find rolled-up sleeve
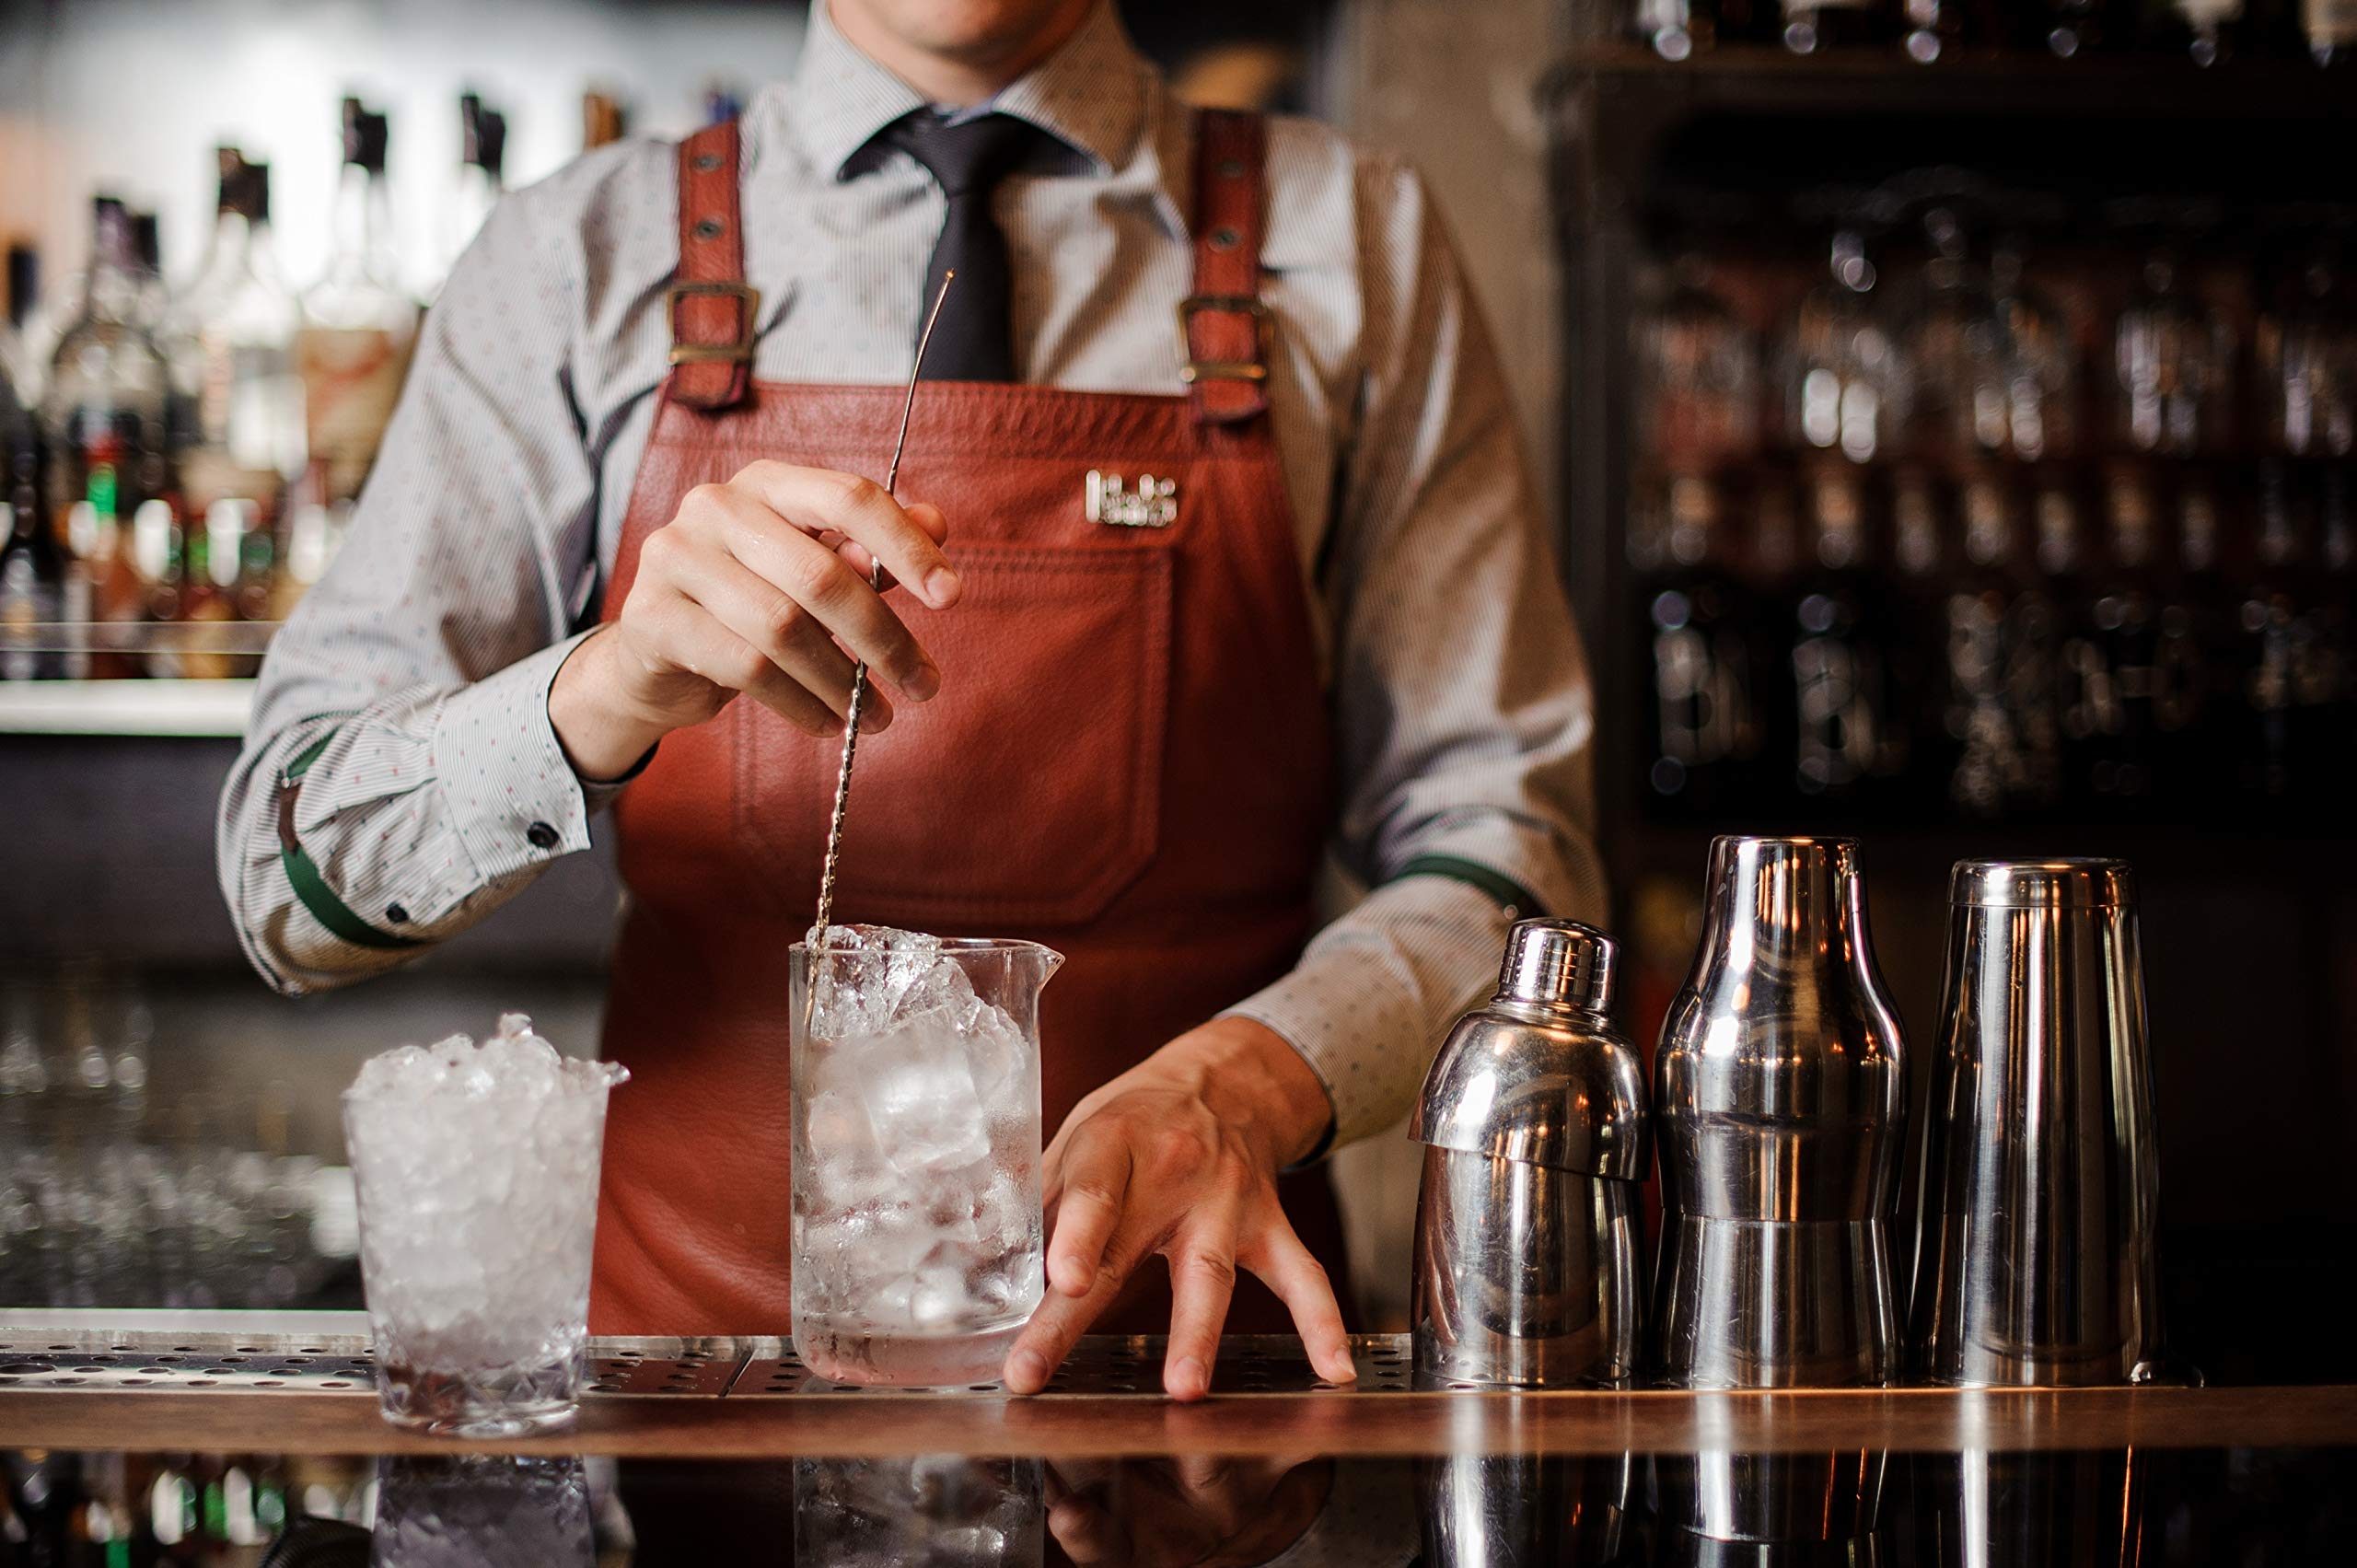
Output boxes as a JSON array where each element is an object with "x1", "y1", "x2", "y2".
[
  {"x1": 1223, "y1": 155, "x2": 1606, "y2": 1150},
  {"x1": 215, "y1": 186, "x2": 617, "y2": 996}
]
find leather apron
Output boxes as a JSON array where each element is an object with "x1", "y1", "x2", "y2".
[{"x1": 588, "y1": 110, "x2": 1346, "y2": 1336}]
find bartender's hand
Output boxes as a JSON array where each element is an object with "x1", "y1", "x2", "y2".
[
  {"x1": 549, "y1": 460, "x2": 959, "y2": 780},
  {"x1": 1004, "y1": 1018, "x2": 1355, "y2": 1402}
]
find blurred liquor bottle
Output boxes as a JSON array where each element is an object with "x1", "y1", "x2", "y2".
[
  {"x1": 2114, "y1": 238, "x2": 2236, "y2": 458},
  {"x1": 1783, "y1": 231, "x2": 1910, "y2": 465},
  {"x1": 298, "y1": 98, "x2": 419, "y2": 506},
  {"x1": 2258, "y1": 242, "x2": 2357, "y2": 460},
  {"x1": 2071, "y1": 469, "x2": 2165, "y2": 805},
  {"x1": 583, "y1": 89, "x2": 630, "y2": 151},
  {"x1": 172, "y1": 150, "x2": 306, "y2": 547},
  {"x1": 37, "y1": 197, "x2": 176, "y2": 681},
  {"x1": 2238, "y1": 462, "x2": 2309, "y2": 799},
  {"x1": 1889, "y1": 465, "x2": 1957, "y2": 806},
  {"x1": 1640, "y1": 473, "x2": 1772, "y2": 812},
  {"x1": 441, "y1": 92, "x2": 510, "y2": 285},
  {"x1": 1791, "y1": 464, "x2": 1906, "y2": 801},
  {"x1": 1946, "y1": 470, "x2": 2061, "y2": 815}
]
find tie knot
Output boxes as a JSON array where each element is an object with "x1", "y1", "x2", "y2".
[{"x1": 886, "y1": 110, "x2": 1046, "y2": 199}]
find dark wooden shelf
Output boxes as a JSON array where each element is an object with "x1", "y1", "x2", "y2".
[{"x1": 1548, "y1": 41, "x2": 2357, "y2": 117}]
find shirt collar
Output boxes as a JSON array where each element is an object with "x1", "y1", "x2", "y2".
[{"x1": 775, "y1": 0, "x2": 1152, "y2": 181}]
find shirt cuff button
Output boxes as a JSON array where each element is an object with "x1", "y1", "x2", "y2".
[
  {"x1": 386, "y1": 903, "x2": 410, "y2": 924},
  {"x1": 527, "y1": 821, "x2": 561, "y2": 851}
]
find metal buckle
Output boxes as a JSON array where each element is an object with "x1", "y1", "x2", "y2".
[
  {"x1": 666, "y1": 280, "x2": 761, "y2": 366},
  {"x1": 1175, "y1": 295, "x2": 1270, "y2": 385}
]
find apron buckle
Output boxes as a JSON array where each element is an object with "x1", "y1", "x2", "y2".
[{"x1": 667, "y1": 280, "x2": 762, "y2": 366}]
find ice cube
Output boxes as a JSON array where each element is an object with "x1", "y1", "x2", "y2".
[
  {"x1": 908, "y1": 1263, "x2": 970, "y2": 1330},
  {"x1": 853, "y1": 1029, "x2": 991, "y2": 1177},
  {"x1": 963, "y1": 1009, "x2": 1032, "y2": 1103}
]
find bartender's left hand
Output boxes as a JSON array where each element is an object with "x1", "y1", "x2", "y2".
[{"x1": 1003, "y1": 1018, "x2": 1355, "y2": 1402}]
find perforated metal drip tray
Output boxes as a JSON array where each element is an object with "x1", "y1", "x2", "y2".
[{"x1": 0, "y1": 1330, "x2": 1416, "y2": 1398}]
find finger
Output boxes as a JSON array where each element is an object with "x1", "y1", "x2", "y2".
[
  {"x1": 1242, "y1": 1216, "x2": 1356, "y2": 1387},
  {"x1": 732, "y1": 461, "x2": 961, "y2": 610},
  {"x1": 661, "y1": 545, "x2": 880, "y2": 726},
  {"x1": 1045, "y1": 1493, "x2": 1120, "y2": 1566},
  {"x1": 1045, "y1": 1138, "x2": 1132, "y2": 1298},
  {"x1": 1005, "y1": 1223, "x2": 1153, "y2": 1395},
  {"x1": 698, "y1": 484, "x2": 942, "y2": 703},
  {"x1": 1163, "y1": 1186, "x2": 1244, "y2": 1402},
  {"x1": 726, "y1": 511, "x2": 941, "y2": 703},
  {"x1": 834, "y1": 499, "x2": 950, "y2": 587},
  {"x1": 636, "y1": 590, "x2": 841, "y2": 737}
]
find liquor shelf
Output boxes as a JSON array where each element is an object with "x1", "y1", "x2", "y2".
[{"x1": 0, "y1": 678, "x2": 254, "y2": 737}]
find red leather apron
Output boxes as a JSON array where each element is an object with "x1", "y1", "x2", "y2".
[{"x1": 586, "y1": 110, "x2": 1349, "y2": 1335}]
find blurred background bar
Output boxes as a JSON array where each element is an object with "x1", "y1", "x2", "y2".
[{"x1": 1, "y1": 0, "x2": 2351, "y2": 1381}]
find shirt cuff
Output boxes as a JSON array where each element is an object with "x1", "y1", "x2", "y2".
[
  {"x1": 1222, "y1": 877, "x2": 1518, "y2": 1155},
  {"x1": 435, "y1": 631, "x2": 622, "y2": 883}
]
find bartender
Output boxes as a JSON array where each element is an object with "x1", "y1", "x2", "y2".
[{"x1": 217, "y1": 0, "x2": 1601, "y2": 1400}]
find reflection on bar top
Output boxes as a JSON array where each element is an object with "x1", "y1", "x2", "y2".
[{"x1": 2, "y1": 1447, "x2": 2352, "y2": 1566}]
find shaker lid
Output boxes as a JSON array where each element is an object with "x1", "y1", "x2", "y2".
[
  {"x1": 1495, "y1": 918, "x2": 1615, "y2": 1016},
  {"x1": 1951, "y1": 858, "x2": 2134, "y2": 910},
  {"x1": 1410, "y1": 920, "x2": 1645, "y2": 1179}
]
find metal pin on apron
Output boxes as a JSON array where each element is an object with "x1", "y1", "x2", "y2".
[{"x1": 807, "y1": 270, "x2": 957, "y2": 963}]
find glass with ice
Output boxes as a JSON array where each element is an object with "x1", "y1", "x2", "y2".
[
  {"x1": 792, "y1": 926, "x2": 1062, "y2": 1387},
  {"x1": 343, "y1": 1014, "x2": 626, "y2": 1435}
]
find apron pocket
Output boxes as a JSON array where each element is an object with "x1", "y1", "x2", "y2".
[{"x1": 733, "y1": 540, "x2": 1172, "y2": 930}]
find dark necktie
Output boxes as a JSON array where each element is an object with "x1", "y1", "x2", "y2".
[{"x1": 882, "y1": 110, "x2": 1048, "y2": 382}]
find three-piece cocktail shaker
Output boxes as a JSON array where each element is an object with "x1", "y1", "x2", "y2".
[{"x1": 1415, "y1": 838, "x2": 2174, "y2": 1404}]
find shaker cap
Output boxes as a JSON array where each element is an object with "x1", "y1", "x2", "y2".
[
  {"x1": 1496, "y1": 918, "x2": 1615, "y2": 1016},
  {"x1": 1410, "y1": 920, "x2": 1645, "y2": 1179},
  {"x1": 1951, "y1": 858, "x2": 2134, "y2": 910}
]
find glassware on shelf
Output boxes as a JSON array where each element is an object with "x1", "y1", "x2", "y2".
[
  {"x1": 2303, "y1": 0, "x2": 2357, "y2": 62},
  {"x1": 1633, "y1": 255, "x2": 1759, "y2": 470},
  {"x1": 1633, "y1": 0, "x2": 1713, "y2": 57},
  {"x1": 299, "y1": 97, "x2": 419, "y2": 506},
  {"x1": 1903, "y1": 0, "x2": 1965, "y2": 59},
  {"x1": 2147, "y1": 0, "x2": 2247, "y2": 63},
  {"x1": 1780, "y1": 0, "x2": 1895, "y2": 52},
  {"x1": 2113, "y1": 245, "x2": 2235, "y2": 458},
  {"x1": 1783, "y1": 231, "x2": 1910, "y2": 466}
]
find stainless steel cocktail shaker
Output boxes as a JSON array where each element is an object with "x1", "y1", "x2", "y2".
[
  {"x1": 1652, "y1": 835, "x2": 1907, "y2": 1389},
  {"x1": 1910, "y1": 858, "x2": 2170, "y2": 1387},
  {"x1": 1411, "y1": 919, "x2": 1647, "y2": 1388}
]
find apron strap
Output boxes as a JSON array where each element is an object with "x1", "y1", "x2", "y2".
[
  {"x1": 668, "y1": 119, "x2": 759, "y2": 412},
  {"x1": 1182, "y1": 109, "x2": 1271, "y2": 427}
]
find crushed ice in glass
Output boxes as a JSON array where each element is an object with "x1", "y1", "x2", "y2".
[
  {"x1": 348, "y1": 1012, "x2": 626, "y2": 1102},
  {"x1": 343, "y1": 1015, "x2": 625, "y2": 1383}
]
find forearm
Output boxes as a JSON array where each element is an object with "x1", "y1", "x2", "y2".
[{"x1": 219, "y1": 633, "x2": 625, "y2": 993}]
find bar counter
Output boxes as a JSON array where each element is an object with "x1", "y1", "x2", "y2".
[
  {"x1": 4, "y1": 1316, "x2": 2354, "y2": 1458},
  {"x1": 7, "y1": 1315, "x2": 2355, "y2": 1562}
]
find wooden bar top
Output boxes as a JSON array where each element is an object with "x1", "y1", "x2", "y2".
[{"x1": 6, "y1": 1382, "x2": 2355, "y2": 1460}]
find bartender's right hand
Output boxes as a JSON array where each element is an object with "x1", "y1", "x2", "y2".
[{"x1": 549, "y1": 460, "x2": 958, "y2": 780}]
